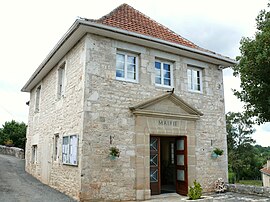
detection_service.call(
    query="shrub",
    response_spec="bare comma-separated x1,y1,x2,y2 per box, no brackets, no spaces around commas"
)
228,172,236,184
4,139,13,147
188,180,202,200
213,148,224,156
109,146,120,157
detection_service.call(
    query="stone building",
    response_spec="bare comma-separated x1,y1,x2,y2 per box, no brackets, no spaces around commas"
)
21,4,236,201
261,160,270,187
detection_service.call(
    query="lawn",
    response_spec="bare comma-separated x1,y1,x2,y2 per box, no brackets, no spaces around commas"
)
237,180,263,186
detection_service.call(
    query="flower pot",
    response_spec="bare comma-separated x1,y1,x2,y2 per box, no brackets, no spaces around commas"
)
211,152,218,159
109,155,117,160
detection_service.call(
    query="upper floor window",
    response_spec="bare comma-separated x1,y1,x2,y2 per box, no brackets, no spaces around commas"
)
35,85,41,112
187,66,202,93
57,63,66,98
62,135,78,166
116,52,138,82
155,61,172,87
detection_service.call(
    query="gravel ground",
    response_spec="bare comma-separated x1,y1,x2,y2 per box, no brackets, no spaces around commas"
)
0,154,76,202
150,192,270,202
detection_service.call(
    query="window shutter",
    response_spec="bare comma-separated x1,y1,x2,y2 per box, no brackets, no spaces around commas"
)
62,137,69,164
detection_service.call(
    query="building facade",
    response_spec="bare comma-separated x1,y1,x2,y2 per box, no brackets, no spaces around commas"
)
261,160,270,187
22,4,236,201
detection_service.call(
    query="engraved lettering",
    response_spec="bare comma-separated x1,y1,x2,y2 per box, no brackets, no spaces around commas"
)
158,120,177,126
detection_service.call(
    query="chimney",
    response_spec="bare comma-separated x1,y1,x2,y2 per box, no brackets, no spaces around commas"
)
268,159,270,170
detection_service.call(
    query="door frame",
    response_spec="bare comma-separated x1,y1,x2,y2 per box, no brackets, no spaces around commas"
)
150,135,188,196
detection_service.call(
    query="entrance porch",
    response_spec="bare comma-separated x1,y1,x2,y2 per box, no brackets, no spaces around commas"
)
130,93,203,200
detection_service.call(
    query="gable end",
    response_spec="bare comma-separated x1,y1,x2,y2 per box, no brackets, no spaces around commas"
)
130,92,203,120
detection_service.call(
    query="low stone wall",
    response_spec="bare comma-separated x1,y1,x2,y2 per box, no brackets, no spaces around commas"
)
0,145,24,159
226,183,270,197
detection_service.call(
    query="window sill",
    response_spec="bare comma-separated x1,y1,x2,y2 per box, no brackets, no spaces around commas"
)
62,163,78,167
155,84,174,89
116,77,139,84
188,89,203,94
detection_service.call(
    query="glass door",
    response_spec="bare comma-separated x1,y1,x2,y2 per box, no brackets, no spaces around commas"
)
150,136,160,195
175,136,188,195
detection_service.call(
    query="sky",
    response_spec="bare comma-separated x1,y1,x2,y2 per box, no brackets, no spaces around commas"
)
0,0,269,146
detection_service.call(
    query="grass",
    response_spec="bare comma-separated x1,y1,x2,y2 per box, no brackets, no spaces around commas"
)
237,180,262,186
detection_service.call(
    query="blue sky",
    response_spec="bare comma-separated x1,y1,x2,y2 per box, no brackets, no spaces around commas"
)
0,0,269,146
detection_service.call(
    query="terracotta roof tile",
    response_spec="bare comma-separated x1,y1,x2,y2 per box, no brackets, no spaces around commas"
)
260,167,270,175
91,4,198,49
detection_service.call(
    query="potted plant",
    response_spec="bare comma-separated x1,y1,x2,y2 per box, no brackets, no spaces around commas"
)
181,180,213,201
109,146,120,160
188,180,202,200
211,148,224,159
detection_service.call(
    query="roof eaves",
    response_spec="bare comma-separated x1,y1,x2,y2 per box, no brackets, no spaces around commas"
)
22,19,236,92
79,20,236,65
261,171,270,176
260,168,270,176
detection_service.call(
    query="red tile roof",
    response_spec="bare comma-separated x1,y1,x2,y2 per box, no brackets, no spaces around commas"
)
260,167,270,175
92,4,198,49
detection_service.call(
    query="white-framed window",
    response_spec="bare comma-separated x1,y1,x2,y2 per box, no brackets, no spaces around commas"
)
54,134,59,161
187,65,203,92
57,63,66,99
62,135,78,166
155,60,173,87
35,86,41,112
32,145,37,164
116,52,138,82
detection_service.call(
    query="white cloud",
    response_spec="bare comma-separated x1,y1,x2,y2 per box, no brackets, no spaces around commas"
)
0,88,29,124
253,123,270,147
223,68,244,113
261,123,270,132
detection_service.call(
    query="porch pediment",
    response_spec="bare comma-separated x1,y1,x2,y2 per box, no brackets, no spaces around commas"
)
129,92,203,120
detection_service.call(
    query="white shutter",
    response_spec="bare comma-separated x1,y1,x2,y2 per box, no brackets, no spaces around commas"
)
62,136,69,164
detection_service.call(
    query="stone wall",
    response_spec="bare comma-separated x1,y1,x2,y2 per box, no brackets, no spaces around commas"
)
0,145,24,159
25,31,228,201
262,173,270,187
227,184,270,197
25,39,86,201
80,33,228,201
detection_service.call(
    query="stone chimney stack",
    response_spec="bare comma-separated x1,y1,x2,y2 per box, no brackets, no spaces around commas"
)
268,159,270,170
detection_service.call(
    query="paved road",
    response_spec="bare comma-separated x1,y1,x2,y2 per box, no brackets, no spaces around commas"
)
0,154,76,202
1,154,270,202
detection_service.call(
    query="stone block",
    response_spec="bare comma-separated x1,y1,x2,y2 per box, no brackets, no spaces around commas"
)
136,190,145,200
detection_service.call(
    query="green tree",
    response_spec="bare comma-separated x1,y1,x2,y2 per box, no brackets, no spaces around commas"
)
232,3,270,124
0,120,27,149
226,112,257,181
